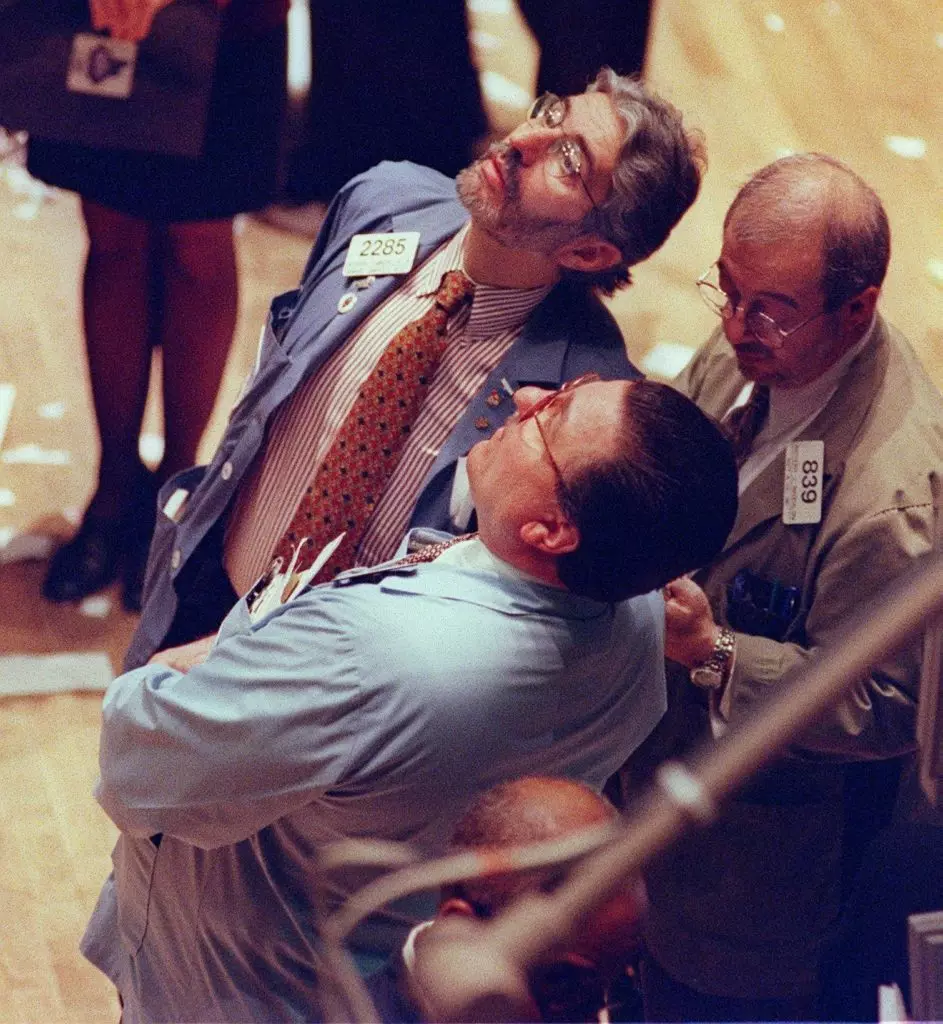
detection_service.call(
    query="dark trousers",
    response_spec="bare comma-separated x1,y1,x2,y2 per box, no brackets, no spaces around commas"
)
518,0,652,95
818,822,943,1022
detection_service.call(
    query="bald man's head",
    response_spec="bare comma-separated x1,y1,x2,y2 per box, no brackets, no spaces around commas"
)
451,776,614,849
441,777,615,915
413,779,644,1022
724,152,890,311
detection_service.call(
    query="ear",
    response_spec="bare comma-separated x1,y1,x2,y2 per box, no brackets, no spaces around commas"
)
553,234,622,274
841,285,879,338
437,897,477,920
520,515,580,557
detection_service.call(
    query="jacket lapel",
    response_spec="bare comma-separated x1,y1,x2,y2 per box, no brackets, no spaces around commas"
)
797,317,890,470
418,292,573,486
723,318,890,551
724,451,787,549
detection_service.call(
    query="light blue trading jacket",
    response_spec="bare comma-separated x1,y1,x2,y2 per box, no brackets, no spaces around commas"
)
83,542,666,1023
125,160,636,671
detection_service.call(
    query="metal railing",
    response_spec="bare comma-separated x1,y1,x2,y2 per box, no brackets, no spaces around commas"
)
318,548,943,1022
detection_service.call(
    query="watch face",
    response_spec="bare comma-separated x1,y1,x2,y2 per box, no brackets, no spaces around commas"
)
691,665,722,689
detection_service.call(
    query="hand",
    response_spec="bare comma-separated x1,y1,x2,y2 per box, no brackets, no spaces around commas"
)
663,576,720,668
90,0,176,41
148,634,216,673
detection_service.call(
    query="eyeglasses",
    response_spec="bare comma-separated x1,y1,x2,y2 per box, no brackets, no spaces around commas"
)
517,373,601,502
527,93,599,214
696,263,827,349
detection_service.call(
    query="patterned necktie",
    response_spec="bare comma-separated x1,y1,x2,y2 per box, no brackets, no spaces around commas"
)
337,532,478,585
725,384,770,465
393,532,477,568
272,269,476,581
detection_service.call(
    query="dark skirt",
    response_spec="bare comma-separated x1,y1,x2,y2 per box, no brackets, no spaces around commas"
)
27,21,286,222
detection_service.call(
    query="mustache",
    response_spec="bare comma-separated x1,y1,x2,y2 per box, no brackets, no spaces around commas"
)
483,142,522,200
735,340,773,357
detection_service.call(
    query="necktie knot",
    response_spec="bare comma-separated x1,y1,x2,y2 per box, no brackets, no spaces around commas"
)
434,269,476,316
395,532,477,568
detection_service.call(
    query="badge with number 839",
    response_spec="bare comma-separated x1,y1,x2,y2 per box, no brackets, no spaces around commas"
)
783,440,824,524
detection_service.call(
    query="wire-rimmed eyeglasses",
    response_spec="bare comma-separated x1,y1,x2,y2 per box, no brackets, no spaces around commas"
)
517,373,601,500
696,263,827,349
527,93,600,215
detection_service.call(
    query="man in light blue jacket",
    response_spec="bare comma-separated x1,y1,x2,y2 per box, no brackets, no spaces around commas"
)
83,376,737,1023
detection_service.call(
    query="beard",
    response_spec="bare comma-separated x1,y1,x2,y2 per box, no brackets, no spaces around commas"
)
456,142,588,255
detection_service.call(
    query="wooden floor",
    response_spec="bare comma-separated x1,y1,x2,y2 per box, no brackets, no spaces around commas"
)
0,0,939,1018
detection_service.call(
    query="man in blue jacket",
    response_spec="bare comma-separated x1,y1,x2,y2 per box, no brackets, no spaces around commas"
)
83,375,737,1023
123,67,705,670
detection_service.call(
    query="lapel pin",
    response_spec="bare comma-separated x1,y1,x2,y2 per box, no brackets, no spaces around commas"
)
337,292,358,314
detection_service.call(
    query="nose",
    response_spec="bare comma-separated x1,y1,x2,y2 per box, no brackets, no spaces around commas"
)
512,385,551,416
723,304,752,346
506,121,556,166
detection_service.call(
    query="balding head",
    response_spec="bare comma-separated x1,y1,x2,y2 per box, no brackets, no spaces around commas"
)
724,153,890,311
449,776,615,853
440,774,618,921
441,777,615,916
711,154,887,387
425,778,644,1021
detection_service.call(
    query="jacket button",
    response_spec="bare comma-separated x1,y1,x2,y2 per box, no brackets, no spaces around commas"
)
171,549,181,571
221,461,233,481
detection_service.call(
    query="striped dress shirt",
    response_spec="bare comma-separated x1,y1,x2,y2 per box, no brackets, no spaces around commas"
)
224,225,551,595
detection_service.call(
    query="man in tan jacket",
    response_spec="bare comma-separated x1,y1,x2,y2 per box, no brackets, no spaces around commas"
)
637,153,943,1021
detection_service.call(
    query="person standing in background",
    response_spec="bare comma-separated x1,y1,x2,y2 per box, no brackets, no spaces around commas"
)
30,0,287,611
278,1,652,227
519,0,652,96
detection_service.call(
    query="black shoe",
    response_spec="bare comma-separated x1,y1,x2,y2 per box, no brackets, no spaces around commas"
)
120,470,159,613
42,516,122,603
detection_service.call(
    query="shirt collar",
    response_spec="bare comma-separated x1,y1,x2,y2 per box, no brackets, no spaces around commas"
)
435,535,550,587
764,315,877,438
417,224,552,341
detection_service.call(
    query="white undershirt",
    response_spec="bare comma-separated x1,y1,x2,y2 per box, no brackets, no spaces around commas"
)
731,317,876,494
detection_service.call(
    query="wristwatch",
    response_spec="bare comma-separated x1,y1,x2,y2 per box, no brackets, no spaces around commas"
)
690,626,736,690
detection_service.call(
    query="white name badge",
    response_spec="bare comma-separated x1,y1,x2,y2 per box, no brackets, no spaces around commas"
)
161,487,190,523
342,232,420,277
67,34,137,100
783,440,824,525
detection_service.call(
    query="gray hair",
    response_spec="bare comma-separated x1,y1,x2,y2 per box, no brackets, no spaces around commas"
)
724,152,890,310
575,68,707,295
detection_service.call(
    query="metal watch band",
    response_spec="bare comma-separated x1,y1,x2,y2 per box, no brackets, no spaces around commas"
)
690,626,736,689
